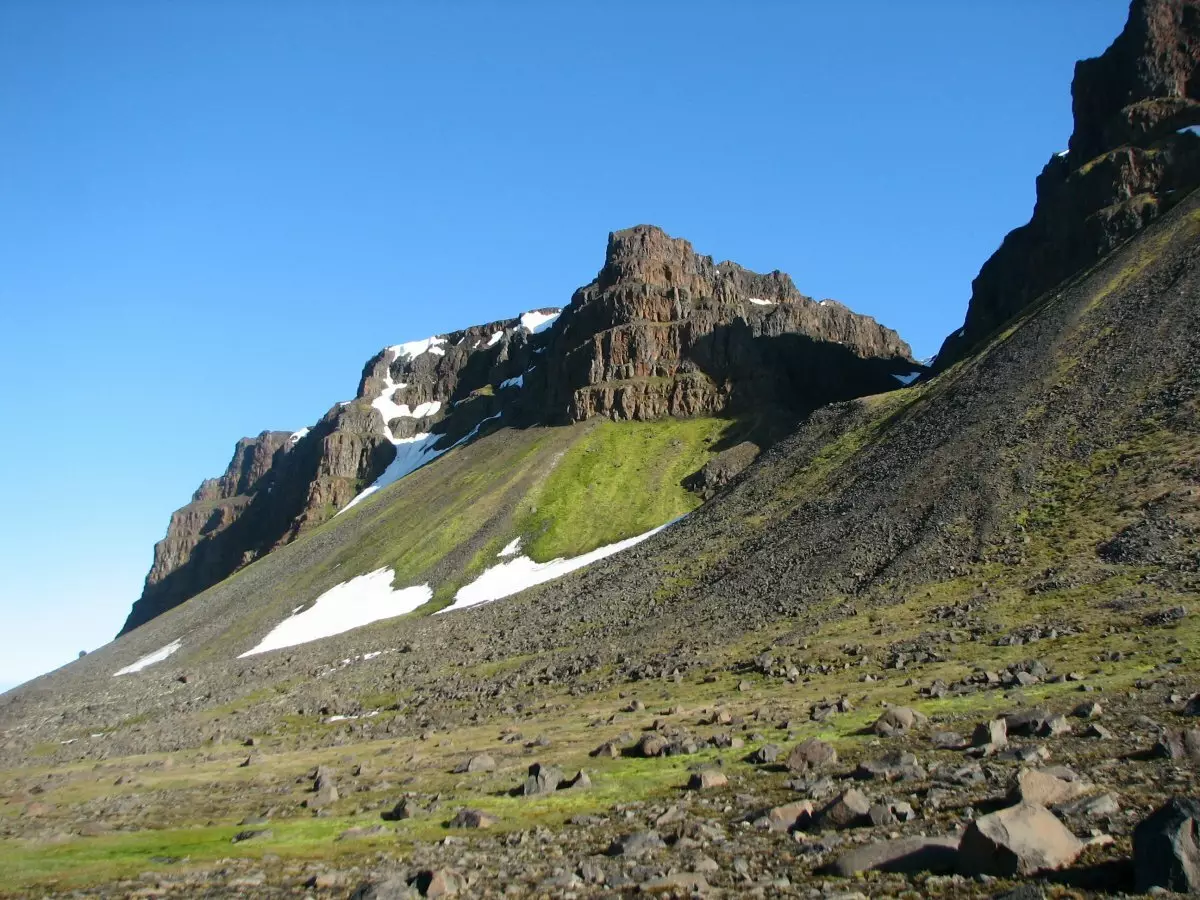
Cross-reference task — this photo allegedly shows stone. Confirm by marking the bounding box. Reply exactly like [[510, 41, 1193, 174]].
[[522, 762, 563, 796], [854, 751, 925, 782], [637, 733, 670, 758], [747, 744, 780, 765], [449, 808, 496, 829], [452, 754, 495, 774], [1133, 797, 1200, 893], [957, 802, 1083, 876], [350, 875, 420, 900], [640, 873, 710, 894], [872, 706, 927, 736], [1037, 714, 1072, 738], [688, 769, 727, 790], [1071, 701, 1102, 719], [814, 788, 872, 830], [785, 738, 837, 773], [931, 731, 967, 750], [1009, 768, 1092, 807], [1084, 723, 1113, 739], [566, 769, 591, 790], [1155, 728, 1200, 761], [1004, 709, 1052, 737], [825, 836, 961, 877], [972, 719, 1008, 750], [231, 828, 273, 843], [606, 830, 666, 857], [591, 740, 621, 759], [1055, 793, 1119, 818], [412, 869, 467, 898], [760, 800, 813, 833]]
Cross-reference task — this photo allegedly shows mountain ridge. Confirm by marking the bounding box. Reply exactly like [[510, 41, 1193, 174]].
[[121, 224, 919, 636]]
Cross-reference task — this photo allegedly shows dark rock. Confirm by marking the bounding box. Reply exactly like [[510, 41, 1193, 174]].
[[450, 808, 497, 829], [1133, 796, 1200, 893]]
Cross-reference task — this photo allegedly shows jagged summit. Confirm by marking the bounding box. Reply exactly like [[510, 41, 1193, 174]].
[[935, 0, 1200, 370], [119, 226, 919, 635]]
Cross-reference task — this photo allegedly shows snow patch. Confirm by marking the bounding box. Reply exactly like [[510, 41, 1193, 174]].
[[113, 639, 182, 676], [747, 298, 774, 306], [519, 310, 560, 334], [892, 372, 922, 386], [1055, 150, 1069, 158], [498, 537, 521, 558], [238, 569, 433, 657], [438, 519, 679, 614], [487, 331, 504, 347], [289, 427, 310, 444], [499, 374, 523, 390], [339, 433, 445, 513], [388, 336, 447, 361], [1178, 125, 1200, 137]]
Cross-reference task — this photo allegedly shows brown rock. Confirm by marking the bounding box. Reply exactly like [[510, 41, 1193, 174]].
[[1009, 768, 1092, 807], [826, 836, 961, 877], [785, 738, 837, 773], [957, 802, 1084, 876]]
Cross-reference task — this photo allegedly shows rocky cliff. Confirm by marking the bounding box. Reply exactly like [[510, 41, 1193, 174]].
[[935, 0, 1200, 369], [120, 226, 918, 635]]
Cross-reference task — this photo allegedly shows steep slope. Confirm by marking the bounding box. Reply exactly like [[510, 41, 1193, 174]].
[[122, 225, 918, 635], [935, 0, 1200, 369]]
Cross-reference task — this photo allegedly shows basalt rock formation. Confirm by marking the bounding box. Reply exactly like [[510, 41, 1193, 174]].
[[935, 0, 1200, 370], [120, 226, 918, 636]]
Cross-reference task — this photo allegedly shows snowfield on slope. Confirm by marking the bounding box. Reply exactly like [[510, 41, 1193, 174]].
[[113, 639, 182, 676], [239, 569, 432, 657], [437, 519, 679, 614]]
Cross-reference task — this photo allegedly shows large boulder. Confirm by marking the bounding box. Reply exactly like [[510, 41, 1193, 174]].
[[872, 706, 927, 737], [1008, 768, 1091, 807], [957, 802, 1083, 876], [1133, 796, 1200, 893], [522, 763, 563, 796], [813, 788, 872, 830], [785, 738, 837, 773]]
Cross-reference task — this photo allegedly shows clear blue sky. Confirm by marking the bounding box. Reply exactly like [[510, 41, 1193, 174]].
[[0, 1, 1131, 691]]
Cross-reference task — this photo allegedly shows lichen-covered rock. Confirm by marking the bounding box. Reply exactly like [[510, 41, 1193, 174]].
[[957, 802, 1084, 876]]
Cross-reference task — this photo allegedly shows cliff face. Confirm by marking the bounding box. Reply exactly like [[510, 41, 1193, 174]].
[[935, 0, 1200, 369], [120, 226, 918, 635]]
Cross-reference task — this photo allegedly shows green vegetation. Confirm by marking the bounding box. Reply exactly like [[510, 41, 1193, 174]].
[[518, 417, 729, 560]]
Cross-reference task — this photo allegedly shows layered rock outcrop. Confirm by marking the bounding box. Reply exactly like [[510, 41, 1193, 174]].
[[121, 227, 918, 635], [936, 0, 1200, 369]]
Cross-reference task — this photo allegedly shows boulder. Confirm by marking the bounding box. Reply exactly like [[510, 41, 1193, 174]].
[[606, 830, 666, 857], [1133, 797, 1200, 893], [785, 738, 837, 773], [825, 836, 961, 877], [1003, 710, 1052, 737], [450, 808, 497, 829], [412, 869, 467, 899], [747, 744, 780, 765], [854, 751, 925, 782], [637, 734, 670, 758], [957, 802, 1083, 876], [814, 788, 872, 830], [1155, 728, 1200, 762], [522, 763, 563, 796], [758, 800, 813, 833], [971, 719, 1008, 750], [688, 769, 727, 790], [1008, 768, 1091, 807], [452, 754, 496, 774], [872, 706, 927, 736]]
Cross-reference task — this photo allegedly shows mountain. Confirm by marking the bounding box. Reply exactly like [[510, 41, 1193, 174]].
[[121, 224, 918, 635], [4, 3, 1200, 898], [934, 0, 1200, 370]]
